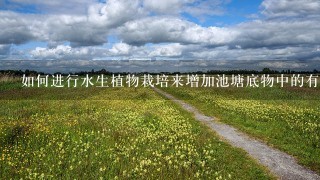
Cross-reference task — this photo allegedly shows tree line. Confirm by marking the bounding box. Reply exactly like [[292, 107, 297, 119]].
[[0, 68, 319, 77]]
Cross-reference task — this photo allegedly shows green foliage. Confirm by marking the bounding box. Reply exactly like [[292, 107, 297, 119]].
[[0, 87, 273, 179], [163, 85, 320, 174]]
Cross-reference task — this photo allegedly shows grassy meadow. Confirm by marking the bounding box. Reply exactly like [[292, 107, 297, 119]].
[[162, 81, 320, 174], [0, 78, 274, 179]]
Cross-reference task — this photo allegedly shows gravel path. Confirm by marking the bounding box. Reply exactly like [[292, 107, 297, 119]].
[[153, 87, 320, 180]]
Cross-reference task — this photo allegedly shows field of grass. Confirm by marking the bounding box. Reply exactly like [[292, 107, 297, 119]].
[[0, 80, 274, 179], [162, 84, 320, 174]]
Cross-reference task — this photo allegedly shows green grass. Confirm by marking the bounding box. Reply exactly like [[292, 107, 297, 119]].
[[162, 85, 320, 174], [0, 85, 274, 179]]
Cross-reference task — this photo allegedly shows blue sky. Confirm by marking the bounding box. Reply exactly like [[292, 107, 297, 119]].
[[0, 0, 320, 63]]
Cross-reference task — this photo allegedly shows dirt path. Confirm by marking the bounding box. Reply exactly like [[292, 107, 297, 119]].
[[153, 87, 320, 180]]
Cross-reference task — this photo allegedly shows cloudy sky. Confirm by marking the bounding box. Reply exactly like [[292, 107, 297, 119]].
[[0, 0, 320, 61]]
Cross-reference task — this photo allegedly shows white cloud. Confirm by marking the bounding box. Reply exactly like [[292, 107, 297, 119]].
[[88, 0, 145, 27], [110, 43, 135, 55], [1, 0, 320, 61], [0, 44, 11, 59], [0, 45, 11, 55], [0, 12, 35, 44], [30, 45, 92, 60], [191, 45, 320, 60], [0, 0, 149, 47], [149, 43, 184, 57], [42, 15, 109, 47], [118, 17, 237, 46], [261, 0, 320, 18], [0, 11, 107, 47], [232, 19, 320, 49]]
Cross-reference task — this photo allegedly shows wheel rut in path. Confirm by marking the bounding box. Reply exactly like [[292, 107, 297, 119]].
[[153, 87, 320, 180]]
